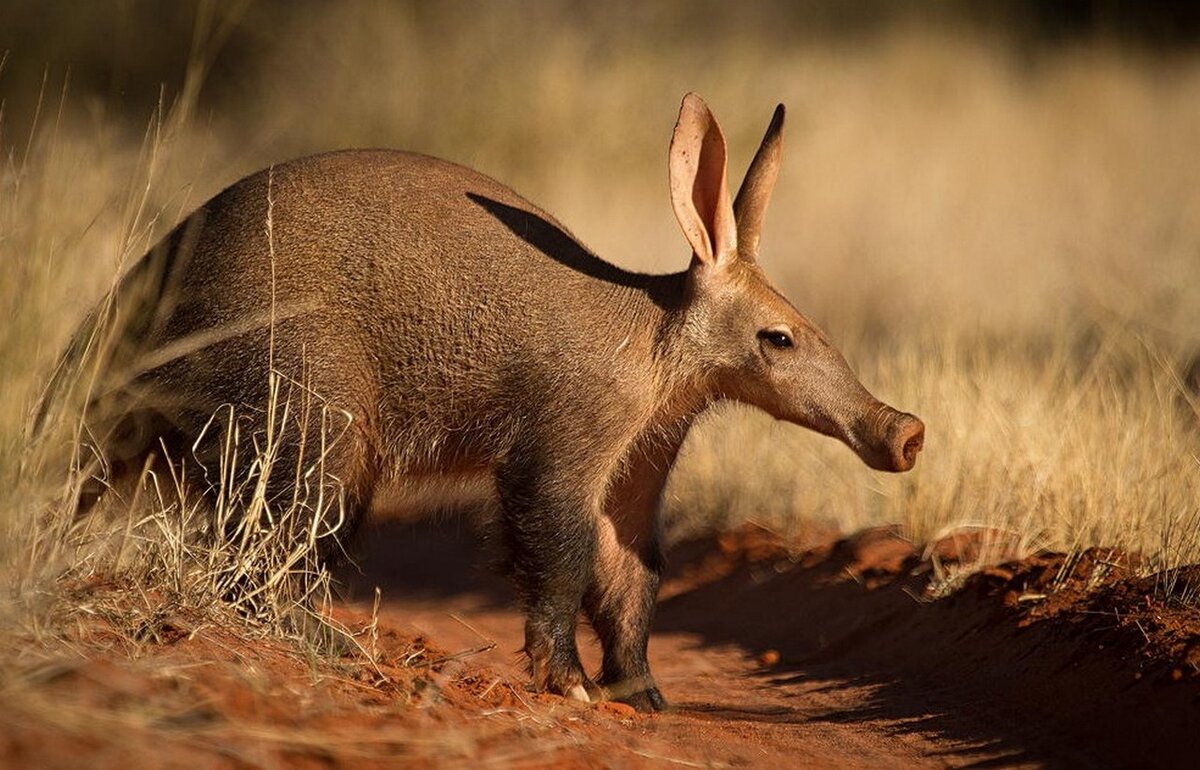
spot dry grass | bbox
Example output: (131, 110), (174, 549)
(0, 90), (385, 757)
(4, 3), (1200, 664)
(0, 90), (365, 664)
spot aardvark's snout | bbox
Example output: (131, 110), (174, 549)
(831, 404), (925, 473)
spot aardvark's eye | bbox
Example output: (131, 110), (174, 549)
(757, 328), (794, 350)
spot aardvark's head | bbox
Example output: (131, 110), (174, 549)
(668, 93), (923, 472)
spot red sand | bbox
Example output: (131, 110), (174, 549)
(4, 520), (1198, 769)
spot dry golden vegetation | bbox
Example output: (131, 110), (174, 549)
(3, 1), (1200, 645)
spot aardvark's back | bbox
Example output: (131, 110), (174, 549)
(112, 149), (660, 482)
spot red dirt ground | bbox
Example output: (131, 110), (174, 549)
(3, 520), (1199, 769)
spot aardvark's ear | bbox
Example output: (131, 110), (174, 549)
(733, 104), (785, 260)
(669, 93), (737, 269)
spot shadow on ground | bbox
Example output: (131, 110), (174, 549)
(338, 518), (1199, 770)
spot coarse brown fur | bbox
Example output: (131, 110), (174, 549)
(76, 94), (923, 710)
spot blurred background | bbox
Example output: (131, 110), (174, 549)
(4, 0), (1200, 568)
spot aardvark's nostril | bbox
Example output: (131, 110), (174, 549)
(894, 416), (925, 471)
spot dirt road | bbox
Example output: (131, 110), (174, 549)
(342, 520), (1199, 769)
(8, 519), (1196, 769)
